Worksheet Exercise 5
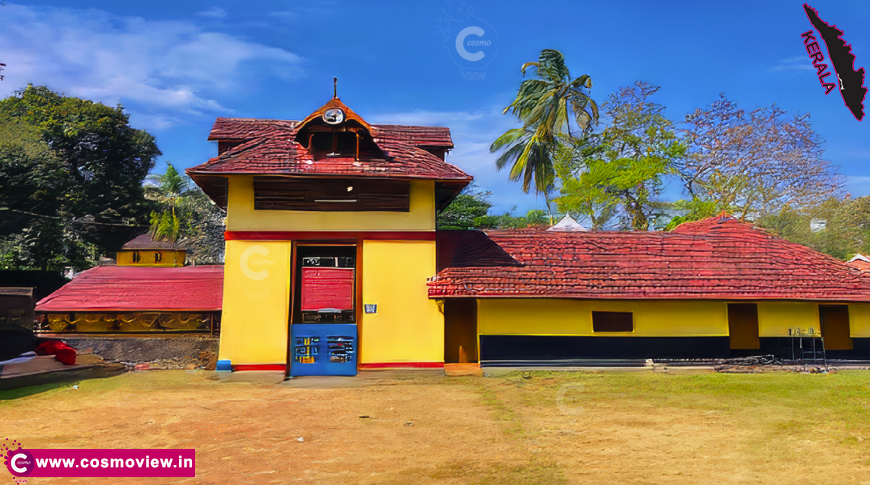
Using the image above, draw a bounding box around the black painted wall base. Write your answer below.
[479,335,732,361]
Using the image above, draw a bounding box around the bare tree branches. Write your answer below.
[677,95,842,220]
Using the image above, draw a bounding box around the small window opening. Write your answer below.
[592,311,633,332]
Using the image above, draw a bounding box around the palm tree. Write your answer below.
[146,162,188,201]
[145,163,188,242]
[491,49,599,213]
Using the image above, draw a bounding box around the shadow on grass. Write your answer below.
[0,365,126,399]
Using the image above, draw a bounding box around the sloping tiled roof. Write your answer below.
[207,118,297,141]
[427,216,870,301]
[206,118,453,148]
[847,254,870,272]
[190,128,469,180]
[121,234,186,251]
[35,266,223,312]
[436,230,523,272]
[190,108,466,181]
[369,125,453,148]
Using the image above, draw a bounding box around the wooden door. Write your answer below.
[820,305,852,350]
[728,303,760,350]
[444,299,478,363]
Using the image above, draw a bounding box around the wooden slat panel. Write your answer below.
[253,177,410,212]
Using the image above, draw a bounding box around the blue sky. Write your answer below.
[0,0,868,215]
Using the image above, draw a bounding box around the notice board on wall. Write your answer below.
[301,267,354,311]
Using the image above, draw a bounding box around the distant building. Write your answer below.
[116,234,187,267]
[810,218,827,233]
[547,214,587,232]
[34,234,222,335]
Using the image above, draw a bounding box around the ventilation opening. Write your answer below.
[592,311,633,333]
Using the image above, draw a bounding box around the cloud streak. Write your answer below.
[770,56,813,72]
[195,7,227,19]
[0,5,302,130]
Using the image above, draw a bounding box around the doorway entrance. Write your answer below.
[289,244,359,376]
[444,299,478,363]
[727,303,760,350]
[820,305,852,351]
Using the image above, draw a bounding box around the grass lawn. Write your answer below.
[2,369,870,484]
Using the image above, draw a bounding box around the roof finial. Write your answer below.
[333,76,338,99]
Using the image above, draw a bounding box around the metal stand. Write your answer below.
[788,328,827,368]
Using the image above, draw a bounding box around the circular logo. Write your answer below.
[442,15,499,70]
[322,108,345,125]
[6,449,35,478]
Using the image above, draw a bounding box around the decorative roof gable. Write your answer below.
[188,96,472,210]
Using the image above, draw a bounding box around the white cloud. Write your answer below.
[195,7,227,19]
[770,56,813,72]
[369,108,547,213]
[0,5,302,130]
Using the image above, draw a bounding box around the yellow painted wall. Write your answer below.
[477,299,729,337]
[361,240,442,363]
[757,302,819,337]
[219,240,291,364]
[225,175,436,232]
[849,304,870,337]
[116,250,186,267]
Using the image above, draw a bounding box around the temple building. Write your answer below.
[187,95,471,373]
[186,92,870,374]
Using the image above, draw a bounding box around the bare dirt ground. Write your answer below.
[2,368,870,484]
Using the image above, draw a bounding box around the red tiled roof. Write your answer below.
[190,131,469,180]
[207,118,296,141]
[427,216,870,301]
[847,255,870,273]
[190,116,468,181]
[207,118,453,148]
[436,230,522,272]
[35,266,223,312]
[370,125,453,148]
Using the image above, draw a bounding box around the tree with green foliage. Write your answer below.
[0,84,161,263]
[491,49,599,215]
[555,82,684,230]
[437,184,549,231]
[756,196,870,260]
[0,115,96,271]
[146,163,188,242]
[473,208,548,230]
[436,185,493,230]
[145,163,225,264]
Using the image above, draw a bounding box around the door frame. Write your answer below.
[284,240,361,378]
